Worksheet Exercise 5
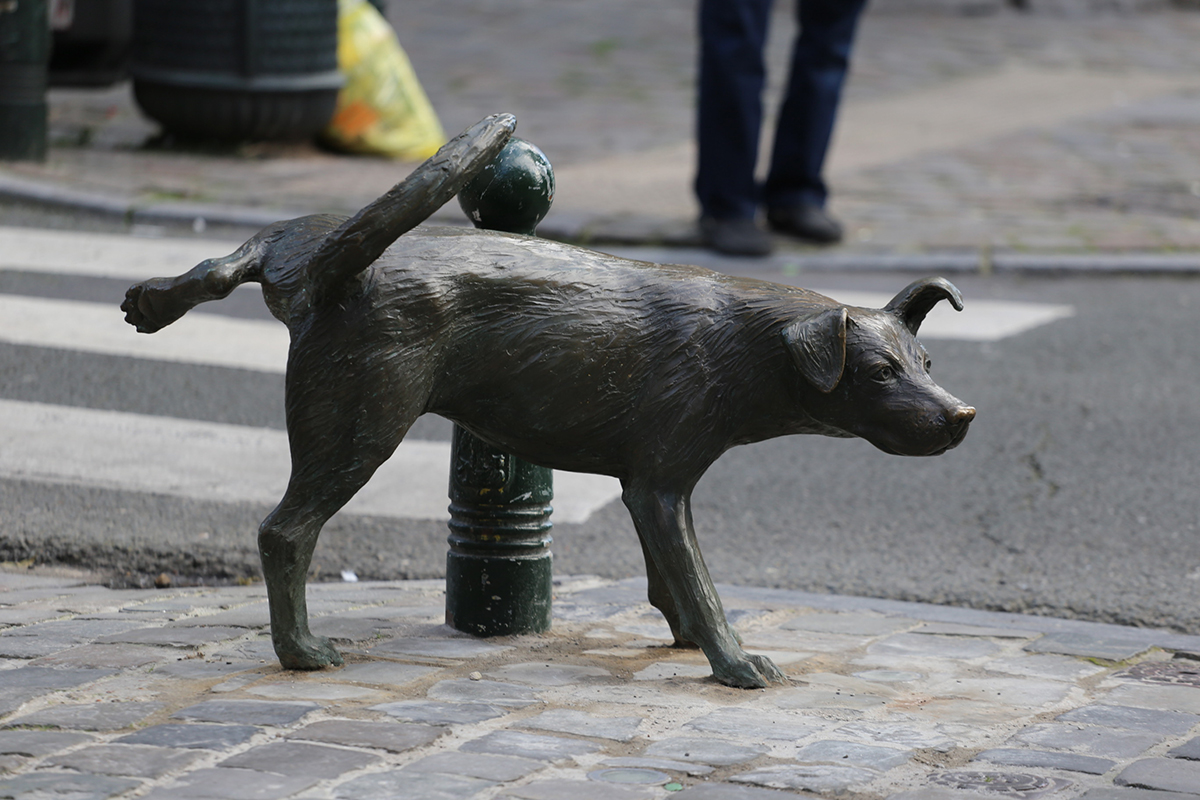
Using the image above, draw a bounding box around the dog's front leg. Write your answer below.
[623,483,787,689]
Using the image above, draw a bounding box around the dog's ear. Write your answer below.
[884,277,963,335]
[782,307,847,394]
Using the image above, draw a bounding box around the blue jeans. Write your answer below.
[695,0,869,221]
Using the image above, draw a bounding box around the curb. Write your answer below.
[4,170,1200,274]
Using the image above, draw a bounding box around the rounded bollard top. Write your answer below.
[458,137,554,236]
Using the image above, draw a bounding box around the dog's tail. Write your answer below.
[304,113,516,306]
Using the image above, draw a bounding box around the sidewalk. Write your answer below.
[4,567,1200,799]
[2,5,1200,270]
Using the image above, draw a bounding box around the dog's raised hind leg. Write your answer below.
[121,233,272,333]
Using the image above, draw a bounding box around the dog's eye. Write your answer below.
[872,366,894,383]
[924,357,933,372]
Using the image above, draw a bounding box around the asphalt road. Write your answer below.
[2,215,1198,636]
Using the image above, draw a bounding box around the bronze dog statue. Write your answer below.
[123,115,974,688]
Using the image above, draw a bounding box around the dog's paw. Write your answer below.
[274,633,344,671]
[713,652,788,689]
[122,280,184,334]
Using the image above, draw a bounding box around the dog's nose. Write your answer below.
[947,406,976,426]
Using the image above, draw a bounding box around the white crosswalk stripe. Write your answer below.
[0,398,618,524]
[0,226,1072,523]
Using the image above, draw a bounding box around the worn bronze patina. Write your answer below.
[122,114,975,689]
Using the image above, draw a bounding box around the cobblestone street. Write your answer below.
[5,570,1200,798]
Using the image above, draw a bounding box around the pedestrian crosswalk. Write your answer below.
[0,226,1073,526]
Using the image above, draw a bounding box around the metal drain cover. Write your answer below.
[930,771,1073,797]
[1119,660,1200,688]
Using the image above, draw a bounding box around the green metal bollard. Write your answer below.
[0,0,49,161]
[445,137,556,636]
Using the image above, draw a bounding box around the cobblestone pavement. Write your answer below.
[2,4,1199,258]
[5,568,1200,799]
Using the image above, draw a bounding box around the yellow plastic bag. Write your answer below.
[321,0,446,160]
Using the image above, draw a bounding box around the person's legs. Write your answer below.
[764,0,868,242]
[696,0,776,255]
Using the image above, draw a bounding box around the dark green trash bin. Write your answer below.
[131,0,342,141]
[0,0,49,161]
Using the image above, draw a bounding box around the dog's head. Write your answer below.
[783,277,975,456]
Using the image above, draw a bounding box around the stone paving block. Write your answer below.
[220,740,381,779]
[287,719,443,753]
[503,779,654,799]
[925,677,1072,708]
[0,772,142,799]
[781,612,916,636]
[370,636,512,659]
[852,669,923,684]
[0,729,96,756]
[165,604,269,628]
[335,661,439,686]
[4,701,162,731]
[973,747,1116,775]
[1115,758,1200,794]
[141,766,318,799]
[461,730,602,761]
[517,709,643,741]
[588,767,672,786]
[309,616,411,642]
[407,751,545,781]
[915,622,1039,639]
[562,583,647,607]
[1078,789,1200,799]
[172,699,319,726]
[867,633,1001,660]
[148,660,260,681]
[1168,735,1200,761]
[371,700,508,725]
[774,685,889,711]
[675,784,821,800]
[731,763,878,793]
[1105,683,1200,715]
[1,618,147,648]
[1025,632,1154,661]
[245,681,377,701]
[208,639,276,663]
[45,742,205,778]
[28,643,172,668]
[794,739,912,771]
[487,662,612,685]
[683,707,826,741]
[1058,704,1200,735]
[116,723,259,750]
[986,654,1108,682]
[633,662,714,681]
[600,757,715,776]
[837,721,958,752]
[427,679,542,707]
[1009,722,1164,759]
[644,737,769,766]
[551,602,628,622]
[888,791,993,800]
[332,769,494,800]
[95,626,247,648]
[0,665,114,692]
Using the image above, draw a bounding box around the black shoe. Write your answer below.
[767,204,844,244]
[699,217,775,257]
